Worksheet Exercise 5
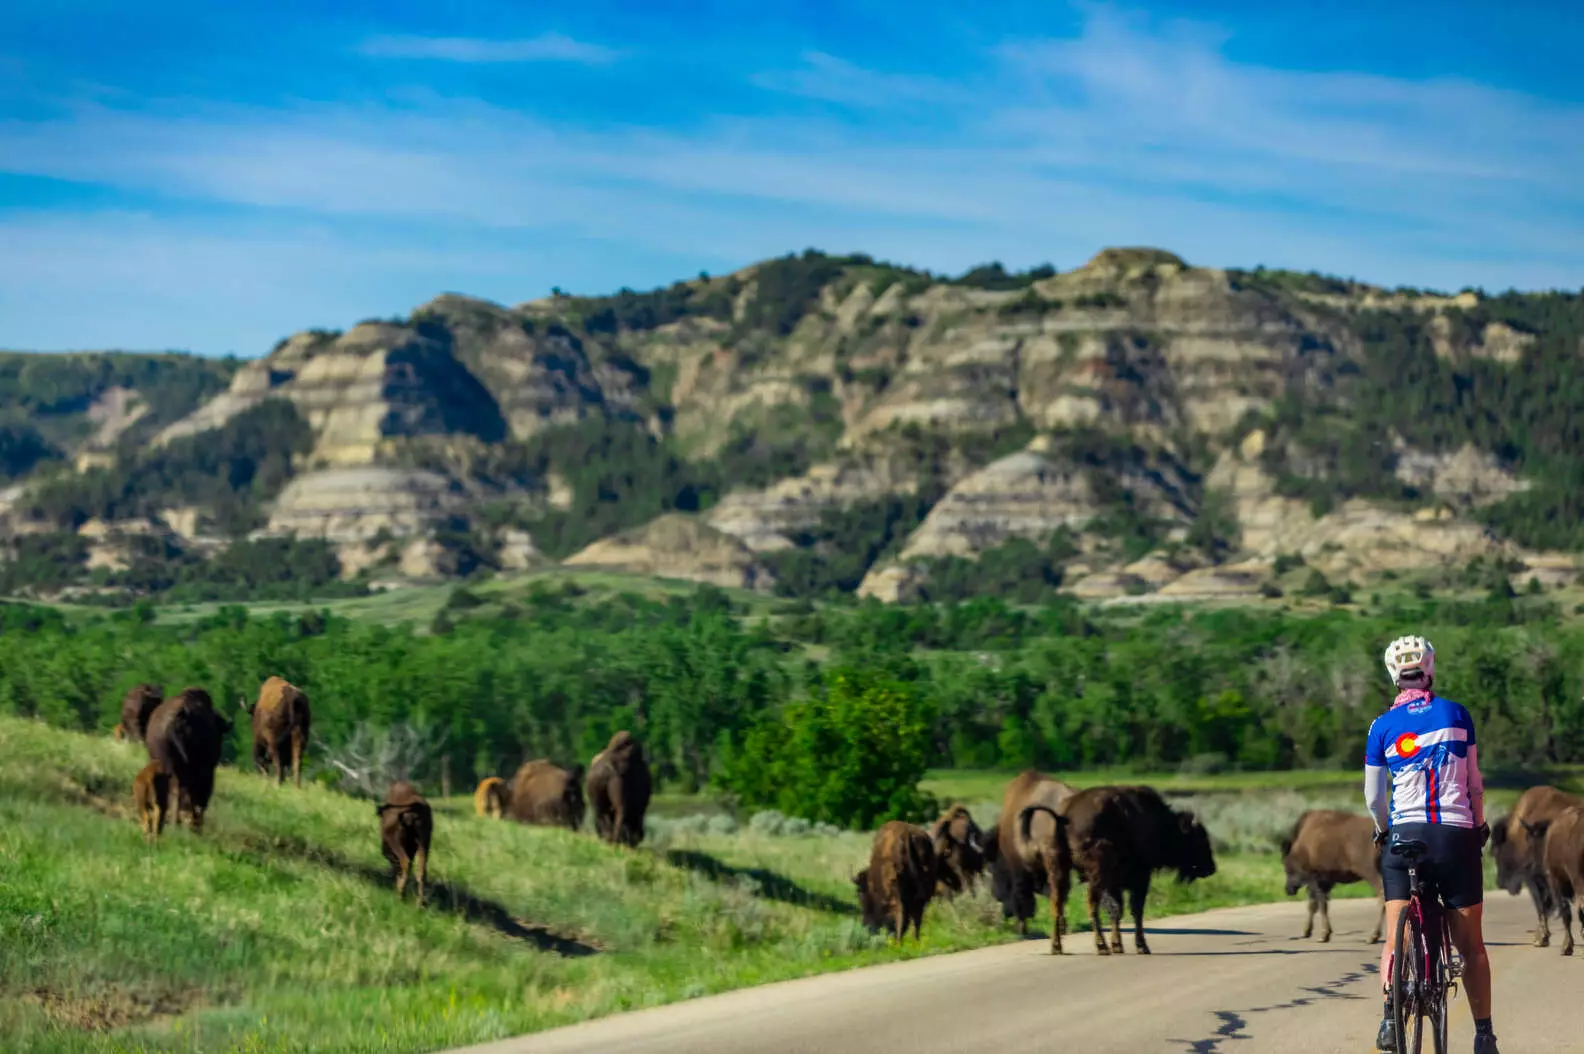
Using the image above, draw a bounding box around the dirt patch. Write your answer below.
[23,985,197,1031]
[52,772,132,821]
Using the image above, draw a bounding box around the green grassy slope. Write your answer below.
[1,717,1357,1054]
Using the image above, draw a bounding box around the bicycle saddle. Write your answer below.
[1389,837,1429,860]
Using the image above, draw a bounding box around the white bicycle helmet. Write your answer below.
[1383,635,1435,685]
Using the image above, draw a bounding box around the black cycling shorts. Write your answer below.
[1380,822,1484,908]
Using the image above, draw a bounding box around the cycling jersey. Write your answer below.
[1363,688,1485,831]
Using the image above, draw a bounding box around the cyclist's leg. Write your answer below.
[1446,905,1491,1019]
[1380,899,1407,986]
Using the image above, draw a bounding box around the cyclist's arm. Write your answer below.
[1467,745,1486,828]
[1364,720,1390,833]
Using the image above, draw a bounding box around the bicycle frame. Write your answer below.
[1389,855,1458,1054]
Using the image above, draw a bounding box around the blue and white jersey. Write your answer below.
[1364,693,1478,829]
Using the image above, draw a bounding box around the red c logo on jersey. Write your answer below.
[1395,733,1420,758]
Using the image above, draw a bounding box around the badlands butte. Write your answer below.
[2,246,1581,604]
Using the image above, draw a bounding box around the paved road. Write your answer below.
[451,893,1577,1054]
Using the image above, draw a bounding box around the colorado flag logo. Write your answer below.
[1395,732,1421,759]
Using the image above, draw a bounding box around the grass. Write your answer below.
[0,718,1355,1054]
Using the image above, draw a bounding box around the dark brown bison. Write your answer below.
[144,688,232,834]
[854,820,955,941]
[1280,809,1384,943]
[506,760,585,831]
[586,731,651,847]
[1059,785,1217,955]
[377,780,432,906]
[1523,805,1584,956]
[473,776,508,818]
[119,683,164,744]
[240,676,311,787]
[1491,785,1584,947]
[132,761,172,842]
[985,771,1076,939]
[930,804,987,895]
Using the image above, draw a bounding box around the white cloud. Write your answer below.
[1,5,1581,355]
[357,32,619,65]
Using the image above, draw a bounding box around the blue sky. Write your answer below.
[2,0,1582,356]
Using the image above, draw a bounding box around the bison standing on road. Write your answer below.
[241,676,312,787]
[506,760,585,831]
[1525,805,1584,956]
[119,683,164,744]
[377,780,433,906]
[144,688,231,834]
[1280,809,1384,943]
[587,731,651,847]
[854,820,954,942]
[132,761,172,842]
[473,776,508,818]
[985,771,1076,939]
[1060,785,1216,955]
[930,804,987,895]
[1491,784,1584,947]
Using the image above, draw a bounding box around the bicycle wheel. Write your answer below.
[1427,920,1449,1054]
[1393,907,1426,1054]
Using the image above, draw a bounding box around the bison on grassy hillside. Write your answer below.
[474,776,508,818]
[1491,784,1584,947]
[1521,805,1584,956]
[854,820,956,942]
[132,761,172,842]
[144,688,231,834]
[1060,784,1216,955]
[985,770,1076,938]
[506,760,585,831]
[240,676,312,787]
[930,804,987,895]
[119,683,164,744]
[1280,809,1384,943]
[377,780,433,906]
[587,731,651,847]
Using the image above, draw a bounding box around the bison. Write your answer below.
[473,776,508,819]
[586,731,651,847]
[143,687,232,834]
[377,780,433,906]
[240,676,311,787]
[1279,809,1384,944]
[112,723,126,742]
[1491,784,1584,947]
[119,683,164,744]
[984,771,1076,939]
[930,804,988,895]
[854,820,955,941]
[132,761,172,842]
[1527,806,1584,956]
[1059,784,1217,955]
[506,760,585,830]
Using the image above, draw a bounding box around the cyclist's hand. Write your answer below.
[1373,828,1388,847]
[1478,822,1490,849]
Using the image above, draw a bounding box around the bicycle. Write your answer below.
[1386,834,1462,1054]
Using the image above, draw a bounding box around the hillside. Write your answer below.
[2,249,1582,605]
[0,715,1307,1053]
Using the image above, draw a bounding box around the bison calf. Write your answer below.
[132,762,172,842]
[1524,806,1584,956]
[1280,809,1384,944]
[474,776,508,819]
[378,781,433,906]
[854,821,952,942]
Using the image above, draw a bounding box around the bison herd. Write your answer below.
[471,728,654,850]
[114,676,656,904]
[855,770,1217,954]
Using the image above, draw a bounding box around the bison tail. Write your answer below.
[1018,804,1066,845]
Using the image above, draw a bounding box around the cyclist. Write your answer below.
[1365,635,1496,1053]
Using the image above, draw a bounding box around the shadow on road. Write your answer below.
[1168,963,1375,1051]
[1145,927,1259,937]
[664,849,858,916]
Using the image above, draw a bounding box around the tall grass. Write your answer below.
[1,717,1344,1054]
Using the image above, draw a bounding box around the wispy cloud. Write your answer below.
[3,6,1583,353]
[356,32,619,65]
